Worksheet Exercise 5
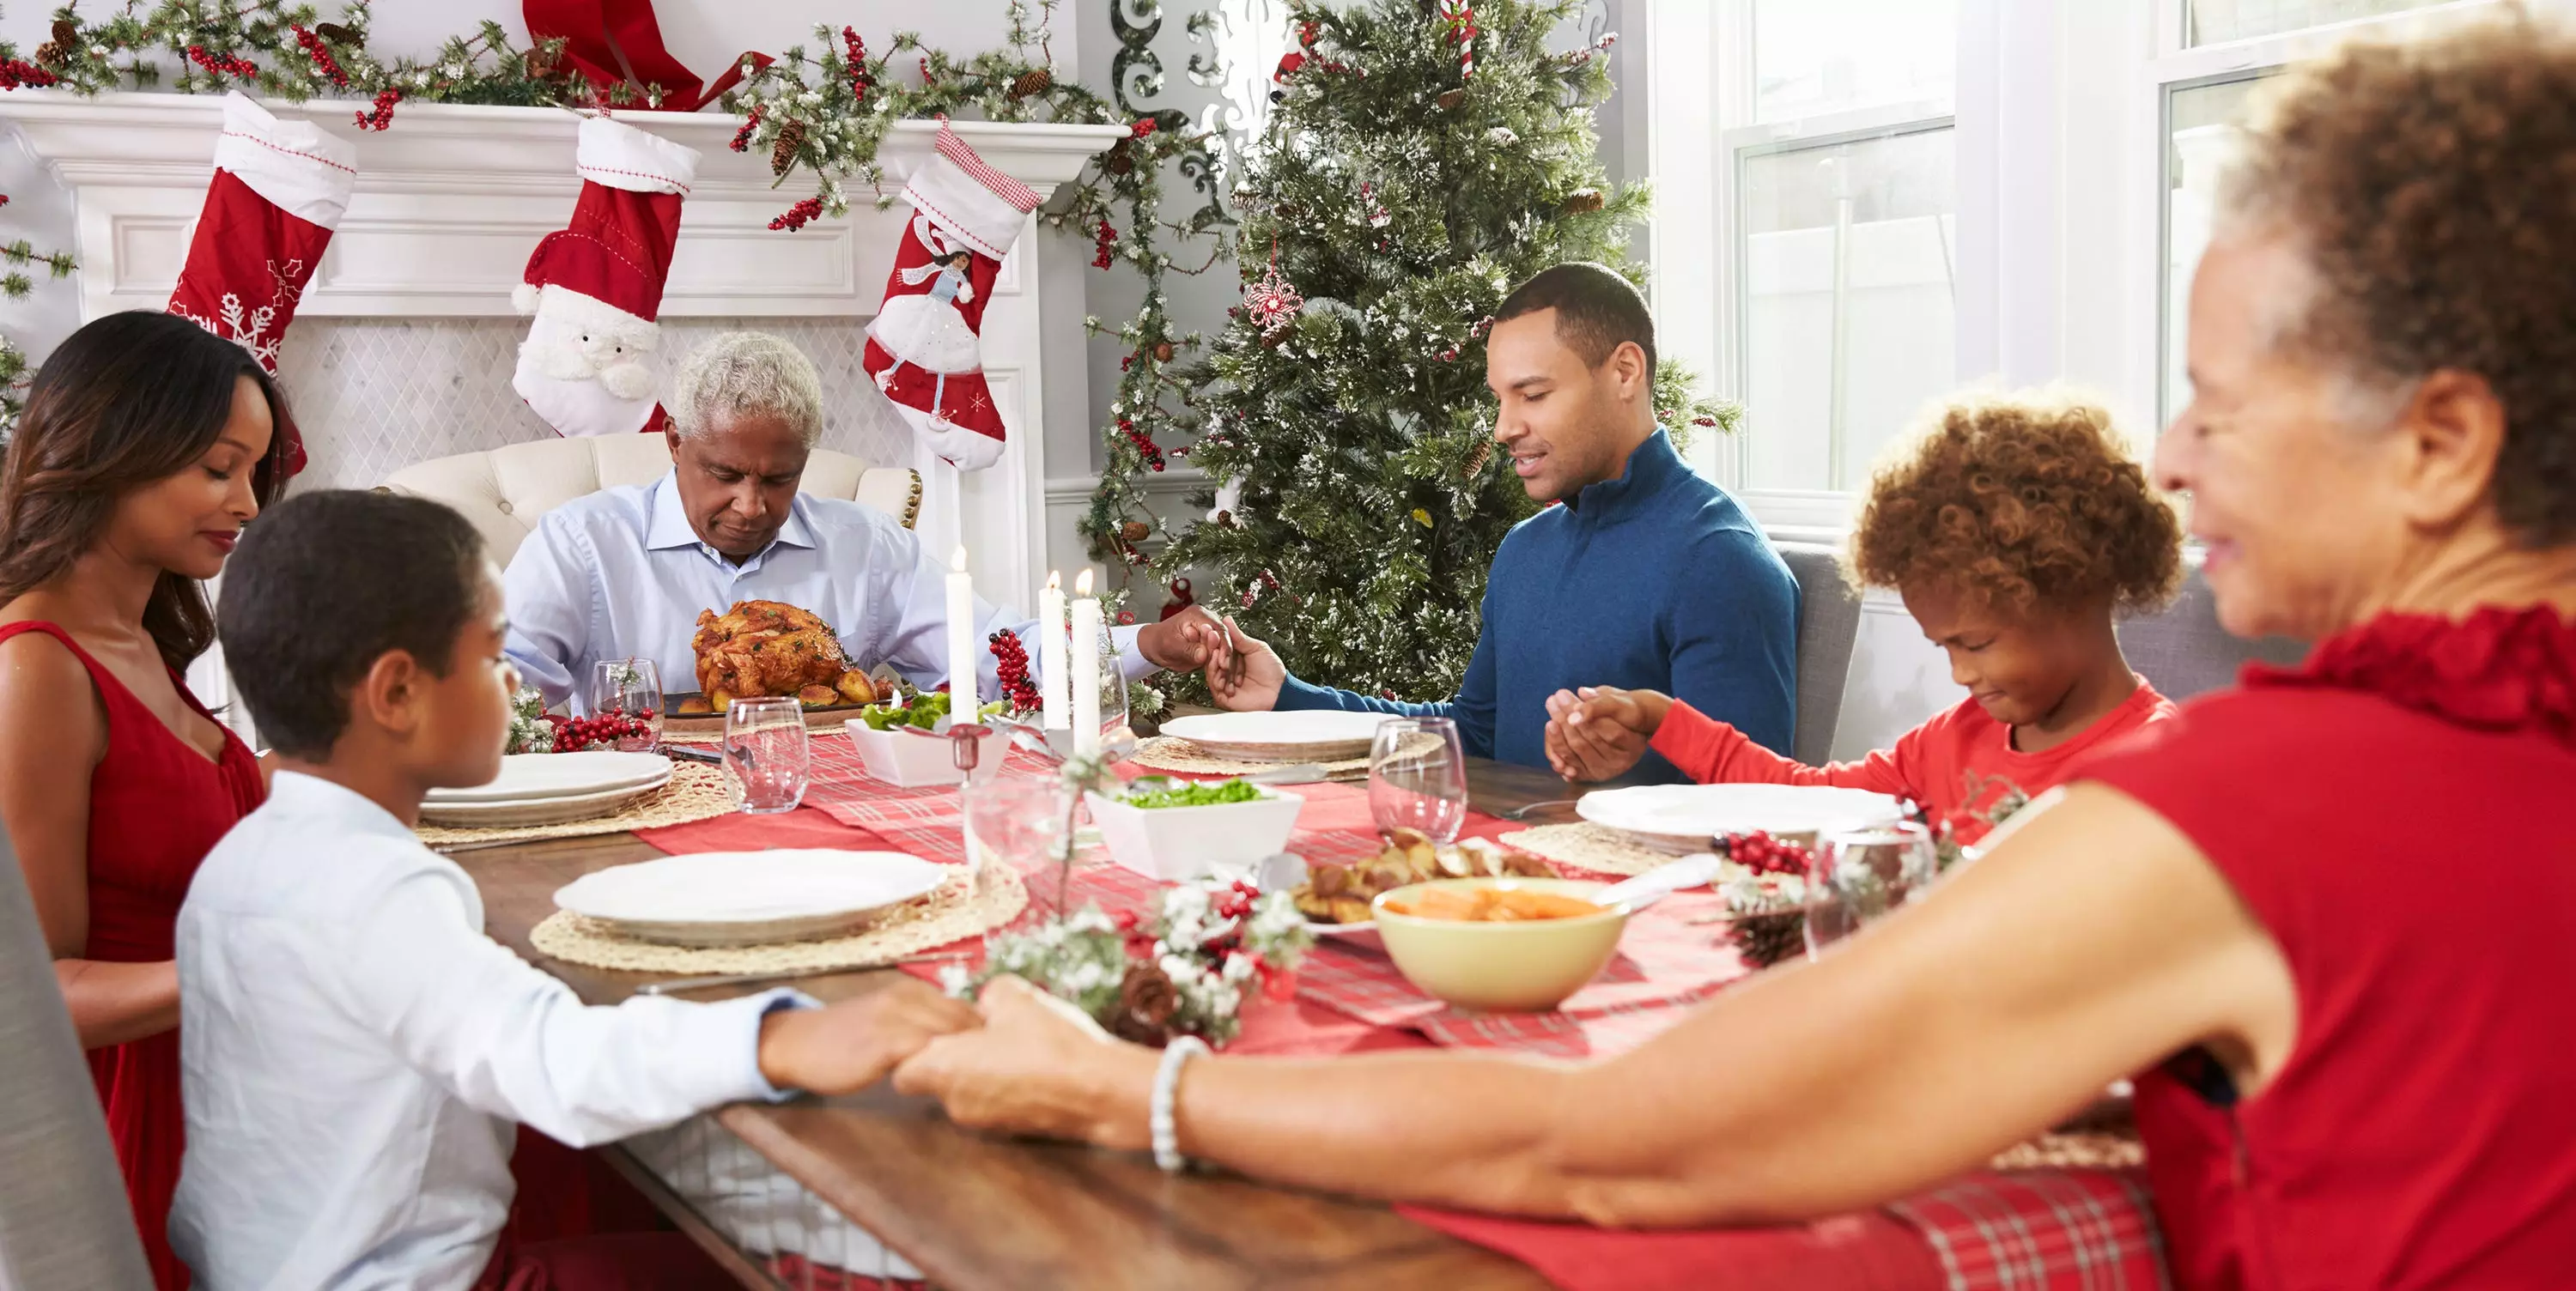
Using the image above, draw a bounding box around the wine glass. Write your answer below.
[722,697,809,815]
[1803,821,1938,959]
[963,774,1078,906]
[588,658,663,752]
[1369,717,1467,845]
[1095,615,1133,750]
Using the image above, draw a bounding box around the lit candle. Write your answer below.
[945,546,977,719]
[1071,567,1102,756]
[1038,570,1069,729]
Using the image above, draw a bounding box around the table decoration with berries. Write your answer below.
[1717,830,1815,971]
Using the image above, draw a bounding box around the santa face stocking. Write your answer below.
[167,91,356,479]
[864,124,1041,471]
[513,115,699,438]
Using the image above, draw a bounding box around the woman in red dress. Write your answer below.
[888,15,2576,1288]
[0,312,287,1288]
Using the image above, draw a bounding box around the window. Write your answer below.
[1719,0,1960,501]
[2184,0,2453,45]
[2161,74,2272,419]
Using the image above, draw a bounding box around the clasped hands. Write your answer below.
[1541,685,1675,783]
[1133,606,1290,712]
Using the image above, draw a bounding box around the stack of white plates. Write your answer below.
[421,751,675,828]
[1575,784,1904,854]
[1157,711,1391,762]
[552,849,948,946]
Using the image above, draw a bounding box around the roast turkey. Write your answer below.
[690,600,879,707]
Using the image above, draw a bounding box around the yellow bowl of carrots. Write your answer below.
[1370,878,1628,1012]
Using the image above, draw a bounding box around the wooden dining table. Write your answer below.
[457,757,1597,1291]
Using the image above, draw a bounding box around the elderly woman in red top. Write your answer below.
[892,15,2576,1288]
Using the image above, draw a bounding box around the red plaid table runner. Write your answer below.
[1885,1168,2166,1291]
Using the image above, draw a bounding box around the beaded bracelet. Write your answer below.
[1151,1035,1210,1173]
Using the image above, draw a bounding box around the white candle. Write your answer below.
[1071,567,1102,756]
[1037,570,1069,729]
[945,546,977,718]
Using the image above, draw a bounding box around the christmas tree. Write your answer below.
[1085,0,1734,701]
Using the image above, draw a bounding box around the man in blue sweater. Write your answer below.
[1207,262,1797,783]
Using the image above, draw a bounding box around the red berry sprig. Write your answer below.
[548,709,657,753]
[0,58,59,90]
[354,87,400,132]
[729,104,764,153]
[185,44,258,81]
[842,27,873,102]
[770,197,825,232]
[1722,831,1814,878]
[292,26,349,89]
[988,629,1040,713]
[1131,117,1157,138]
[1092,217,1117,269]
[1117,418,1164,471]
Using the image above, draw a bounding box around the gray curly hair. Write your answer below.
[668,332,824,448]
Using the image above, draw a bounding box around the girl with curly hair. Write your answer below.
[1541,390,2185,844]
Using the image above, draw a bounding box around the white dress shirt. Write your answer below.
[502,471,1149,709]
[170,773,805,1290]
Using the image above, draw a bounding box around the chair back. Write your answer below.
[2118,566,2308,702]
[380,436,923,566]
[1775,542,1863,767]
[0,829,153,1287]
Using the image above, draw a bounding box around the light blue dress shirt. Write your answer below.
[170,773,809,1290]
[502,471,1147,710]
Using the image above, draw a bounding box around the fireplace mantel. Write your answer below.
[0,90,1123,609]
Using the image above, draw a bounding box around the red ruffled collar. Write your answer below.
[2244,604,2576,746]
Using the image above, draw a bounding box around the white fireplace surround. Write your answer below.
[0,90,1124,606]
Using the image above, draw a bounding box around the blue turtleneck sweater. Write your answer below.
[1275,429,1798,783]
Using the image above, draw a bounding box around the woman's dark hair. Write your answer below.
[0,312,296,670]
[219,490,488,760]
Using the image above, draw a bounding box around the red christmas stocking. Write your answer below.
[864,123,1041,471]
[513,115,697,438]
[167,91,355,479]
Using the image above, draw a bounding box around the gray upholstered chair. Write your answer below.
[0,829,152,1286]
[2119,565,2307,701]
[1774,542,1864,766]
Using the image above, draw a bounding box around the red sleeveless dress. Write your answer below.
[0,622,264,1290]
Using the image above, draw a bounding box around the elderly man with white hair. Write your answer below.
[504,331,1223,708]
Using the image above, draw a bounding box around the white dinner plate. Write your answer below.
[418,768,673,828]
[1576,784,1905,852]
[426,751,674,804]
[552,850,950,948]
[1157,711,1392,762]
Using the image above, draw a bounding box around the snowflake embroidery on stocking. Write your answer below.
[169,259,304,373]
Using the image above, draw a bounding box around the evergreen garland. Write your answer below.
[1115,0,1740,702]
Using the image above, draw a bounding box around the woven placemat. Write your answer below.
[1498,822,1687,876]
[1128,736,1372,780]
[1988,1130,2146,1172]
[663,713,858,745]
[417,761,737,851]
[528,864,1028,973]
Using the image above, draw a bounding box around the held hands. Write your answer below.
[1134,605,1232,676]
[894,975,1159,1151]
[756,976,983,1097]
[1542,686,1673,783]
[1206,615,1285,712]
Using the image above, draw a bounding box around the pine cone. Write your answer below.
[1462,439,1492,476]
[1121,520,1151,542]
[1562,189,1606,215]
[1153,341,1176,362]
[1010,68,1054,100]
[49,19,76,48]
[770,118,806,177]
[1105,142,1135,176]
[1437,88,1466,111]
[1727,910,1806,970]
[1110,961,1182,1046]
[33,42,61,66]
[314,21,357,45]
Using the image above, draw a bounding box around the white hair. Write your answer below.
[668,332,825,448]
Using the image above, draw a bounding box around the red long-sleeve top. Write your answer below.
[1648,679,2175,843]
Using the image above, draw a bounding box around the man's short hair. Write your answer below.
[1494,262,1656,374]
[669,332,825,449]
[219,490,489,759]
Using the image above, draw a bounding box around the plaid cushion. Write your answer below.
[1885,1168,2167,1291]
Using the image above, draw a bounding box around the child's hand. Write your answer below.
[1542,687,1671,782]
[757,976,983,1096]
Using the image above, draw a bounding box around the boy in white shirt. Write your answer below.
[170,490,977,1290]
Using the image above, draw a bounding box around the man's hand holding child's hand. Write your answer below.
[758,977,983,1095]
[1542,686,1673,783]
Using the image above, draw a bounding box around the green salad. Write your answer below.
[858,690,1008,731]
[1125,779,1263,810]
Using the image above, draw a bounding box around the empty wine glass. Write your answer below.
[963,775,1077,907]
[1804,821,1938,959]
[588,658,663,751]
[1095,615,1133,750]
[722,697,809,815]
[1370,717,1467,845]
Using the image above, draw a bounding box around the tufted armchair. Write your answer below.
[378,434,923,566]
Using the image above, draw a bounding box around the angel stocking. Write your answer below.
[863,123,1041,470]
[167,92,356,479]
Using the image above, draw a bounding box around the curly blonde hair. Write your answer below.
[1849,391,2184,617]
[2221,11,2576,544]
